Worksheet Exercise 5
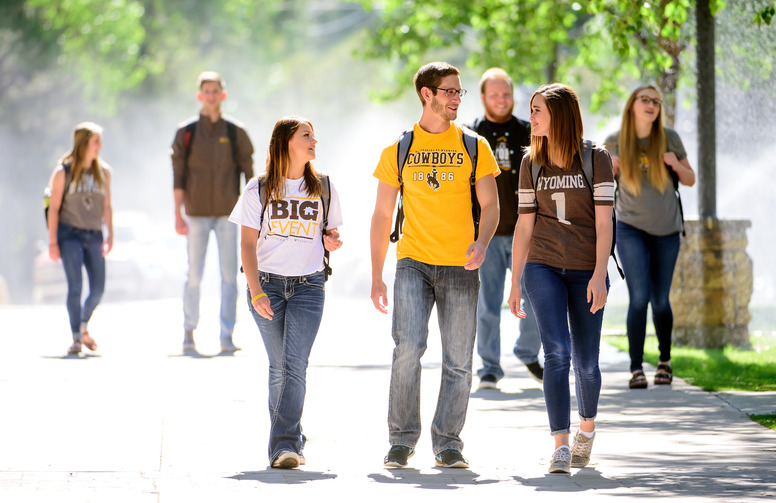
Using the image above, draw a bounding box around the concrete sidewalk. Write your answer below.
[0,297,774,502]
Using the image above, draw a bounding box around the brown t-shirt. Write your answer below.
[517,147,614,270]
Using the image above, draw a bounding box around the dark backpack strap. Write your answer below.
[580,141,624,279]
[461,128,480,241]
[666,162,686,236]
[390,131,413,243]
[257,177,267,229]
[183,120,197,160]
[320,175,333,281]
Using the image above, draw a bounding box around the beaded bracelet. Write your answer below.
[251,293,268,303]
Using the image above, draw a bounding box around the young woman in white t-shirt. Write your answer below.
[229,116,343,469]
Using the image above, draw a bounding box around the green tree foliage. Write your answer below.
[351,0,738,126]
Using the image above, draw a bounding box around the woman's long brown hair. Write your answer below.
[60,122,105,189]
[527,83,584,172]
[262,116,321,202]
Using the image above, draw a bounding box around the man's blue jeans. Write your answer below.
[388,258,479,454]
[476,235,541,379]
[58,223,105,339]
[616,221,681,371]
[524,263,608,435]
[247,270,325,463]
[183,216,238,342]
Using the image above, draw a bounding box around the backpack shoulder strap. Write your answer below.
[461,127,479,181]
[396,130,413,185]
[390,131,413,243]
[581,139,594,191]
[183,120,197,160]
[225,120,240,166]
[319,174,333,281]
[257,176,267,228]
[320,174,331,227]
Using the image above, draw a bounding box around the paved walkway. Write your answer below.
[0,297,774,502]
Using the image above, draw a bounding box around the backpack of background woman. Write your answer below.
[43,162,71,229]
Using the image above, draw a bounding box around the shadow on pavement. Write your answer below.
[369,468,499,489]
[227,470,337,485]
[513,469,623,492]
[42,354,102,360]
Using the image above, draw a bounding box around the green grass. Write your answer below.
[750,414,776,431]
[603,332,776,392]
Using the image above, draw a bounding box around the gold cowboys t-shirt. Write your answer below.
[374,123,500,266]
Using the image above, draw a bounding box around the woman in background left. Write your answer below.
[47,122,113,354]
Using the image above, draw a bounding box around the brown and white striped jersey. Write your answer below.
[518,147,614,270]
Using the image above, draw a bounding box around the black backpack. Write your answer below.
[253,175,334,281]
[43,162,71,228]
[390,127,480,242]
[531,140,624,279]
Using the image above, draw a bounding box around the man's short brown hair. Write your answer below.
[479,67,513,95]
[197,71,225,90]
[414,62,460,106]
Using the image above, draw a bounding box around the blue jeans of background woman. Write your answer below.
[615,221,681,372]
[388,258,479,454]
[247,270,325,464]
[524,263,607,435]
[58,223,105,340]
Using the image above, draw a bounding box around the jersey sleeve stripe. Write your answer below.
[593,182,615,203]
[518,188,536,209]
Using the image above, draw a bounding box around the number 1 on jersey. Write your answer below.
[551,192,571,225]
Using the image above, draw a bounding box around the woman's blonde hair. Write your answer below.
[528,83,583,171]
[262,116,322,202]
[618,85,670,195]
[61,122,105,189]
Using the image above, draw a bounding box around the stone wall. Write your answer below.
[670,219,752,348]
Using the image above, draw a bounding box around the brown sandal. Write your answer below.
[81,331,98,351]
[654,363,673,385]
[67,341,82,354]
[629,370,648,389]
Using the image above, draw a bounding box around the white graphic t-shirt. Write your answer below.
[229,175,343,277]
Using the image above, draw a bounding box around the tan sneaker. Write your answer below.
[571,431,595,468]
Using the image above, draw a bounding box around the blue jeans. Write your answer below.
[616,221,681,372]
[476,235,542,379]
[58,223,105,340]
[183,216,238,341]
[247,271,325,463]
[388,258,479,454]
[524,263,608,436]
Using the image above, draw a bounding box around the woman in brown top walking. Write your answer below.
[47,122,113,354]
[508,84,615,474]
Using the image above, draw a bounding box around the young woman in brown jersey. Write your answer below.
[604,86,695,389]
[508,84,615,474]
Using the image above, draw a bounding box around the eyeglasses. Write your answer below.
[637,95,662,107]
[431,87,467,98]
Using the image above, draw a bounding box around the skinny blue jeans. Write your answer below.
[58,223,105,339]
[524,263,607,436]
[247,270,325,464]
[476,235,542,380]
[388,258,479,454]
[616,221,681,372]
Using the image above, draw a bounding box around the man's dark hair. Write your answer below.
[414,62,460,106]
